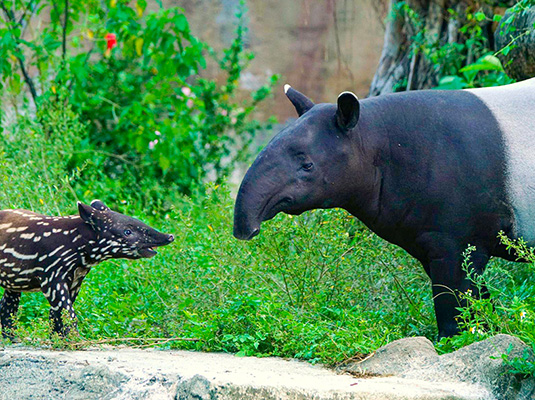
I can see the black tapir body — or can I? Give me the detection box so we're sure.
[0,200,173,338]
[234,79,535,338]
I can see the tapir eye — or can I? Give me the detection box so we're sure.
[124,229,132,236]
[302,162,313,171]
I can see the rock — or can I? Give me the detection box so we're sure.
[0,354,126,399]
[344,336,438,377]
[342,334,535,400]
[495,7,535,81]
[176,375,215,400]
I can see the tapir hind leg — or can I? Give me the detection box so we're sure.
[425,246,490,339]
[0,290,21,340]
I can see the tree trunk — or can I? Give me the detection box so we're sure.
[495,6,535,81]
[369,0,517,96]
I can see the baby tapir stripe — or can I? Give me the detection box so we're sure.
[0,200,174,338]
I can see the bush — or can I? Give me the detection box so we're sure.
[68,3,278,197]
[1,0,278,200]
[0,96,84,212]
[436,238,535,376]
[4,179,435,364]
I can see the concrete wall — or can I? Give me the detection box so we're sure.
[175,0,385,121]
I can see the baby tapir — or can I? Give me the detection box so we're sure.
[0,200,174,339]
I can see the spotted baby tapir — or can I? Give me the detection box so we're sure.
[0,200,174,339]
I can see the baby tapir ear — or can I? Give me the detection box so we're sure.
[336,91,360,132]
[90,199,110,212]
[78,202,97,226]
[284,84,315,117]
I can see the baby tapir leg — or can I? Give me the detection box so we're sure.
[0,290,21,340]
[41,281,77,336]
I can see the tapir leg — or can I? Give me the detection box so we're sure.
[41,280,77,336]
[427,249,490,338]
[0,290,21,340]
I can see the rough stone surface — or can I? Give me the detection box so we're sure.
[341,334,535,400]
[0,337,526,400]
[0,352,126,399]
[495,7,535,81]
[175,375,215,400]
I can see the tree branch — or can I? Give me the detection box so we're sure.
[0,0,14,21]
[0,0,38,106]
[17,0,36,26]
[62,0,68,62]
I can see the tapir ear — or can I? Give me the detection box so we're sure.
[284,84,315,116]
[78,202,97,225]
[336,91,360,132]
[90,199,110,212]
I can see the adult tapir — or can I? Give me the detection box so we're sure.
[233,78,535,338]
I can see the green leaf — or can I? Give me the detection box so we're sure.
[460,55,504,73]
[474,11,486,22]
[158,155,171,171]
[174,14,188,32]
[434,76,467,90]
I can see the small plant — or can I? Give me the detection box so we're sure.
[436,238,535,377]
[393,1,516,91]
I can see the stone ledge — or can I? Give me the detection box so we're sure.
[0,342,504,400]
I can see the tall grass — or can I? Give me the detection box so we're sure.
[3,100,535,370]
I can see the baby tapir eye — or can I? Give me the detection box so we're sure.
[124,229,132,236]
[302,162,313,171]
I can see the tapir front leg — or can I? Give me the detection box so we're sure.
[427,249,490,338]
[0,290,21,340]
[41,280,77,336]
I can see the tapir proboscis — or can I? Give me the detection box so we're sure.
[233,78,535,338]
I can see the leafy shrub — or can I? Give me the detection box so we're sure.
[68,3,277,197]
[393,1,515,90]
[1,0,278,200]
[5,182,436,364]
[436,237,535,376]
[0,95,84,212]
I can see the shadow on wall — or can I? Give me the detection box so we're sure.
[176,0,385,121]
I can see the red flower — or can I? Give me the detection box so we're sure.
[105,33,117,50]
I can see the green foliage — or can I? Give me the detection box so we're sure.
[7,185,435,364]
[0,95,84,212]
[68,2,277,196]
[393,1,515,90]
[0,106,436,362]
[436,237,535,376]
[435,54,513,90]
[1,0,278,199]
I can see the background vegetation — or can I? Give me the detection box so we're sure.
[1,0,535,376]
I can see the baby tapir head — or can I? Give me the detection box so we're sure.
[77,200,174,259]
